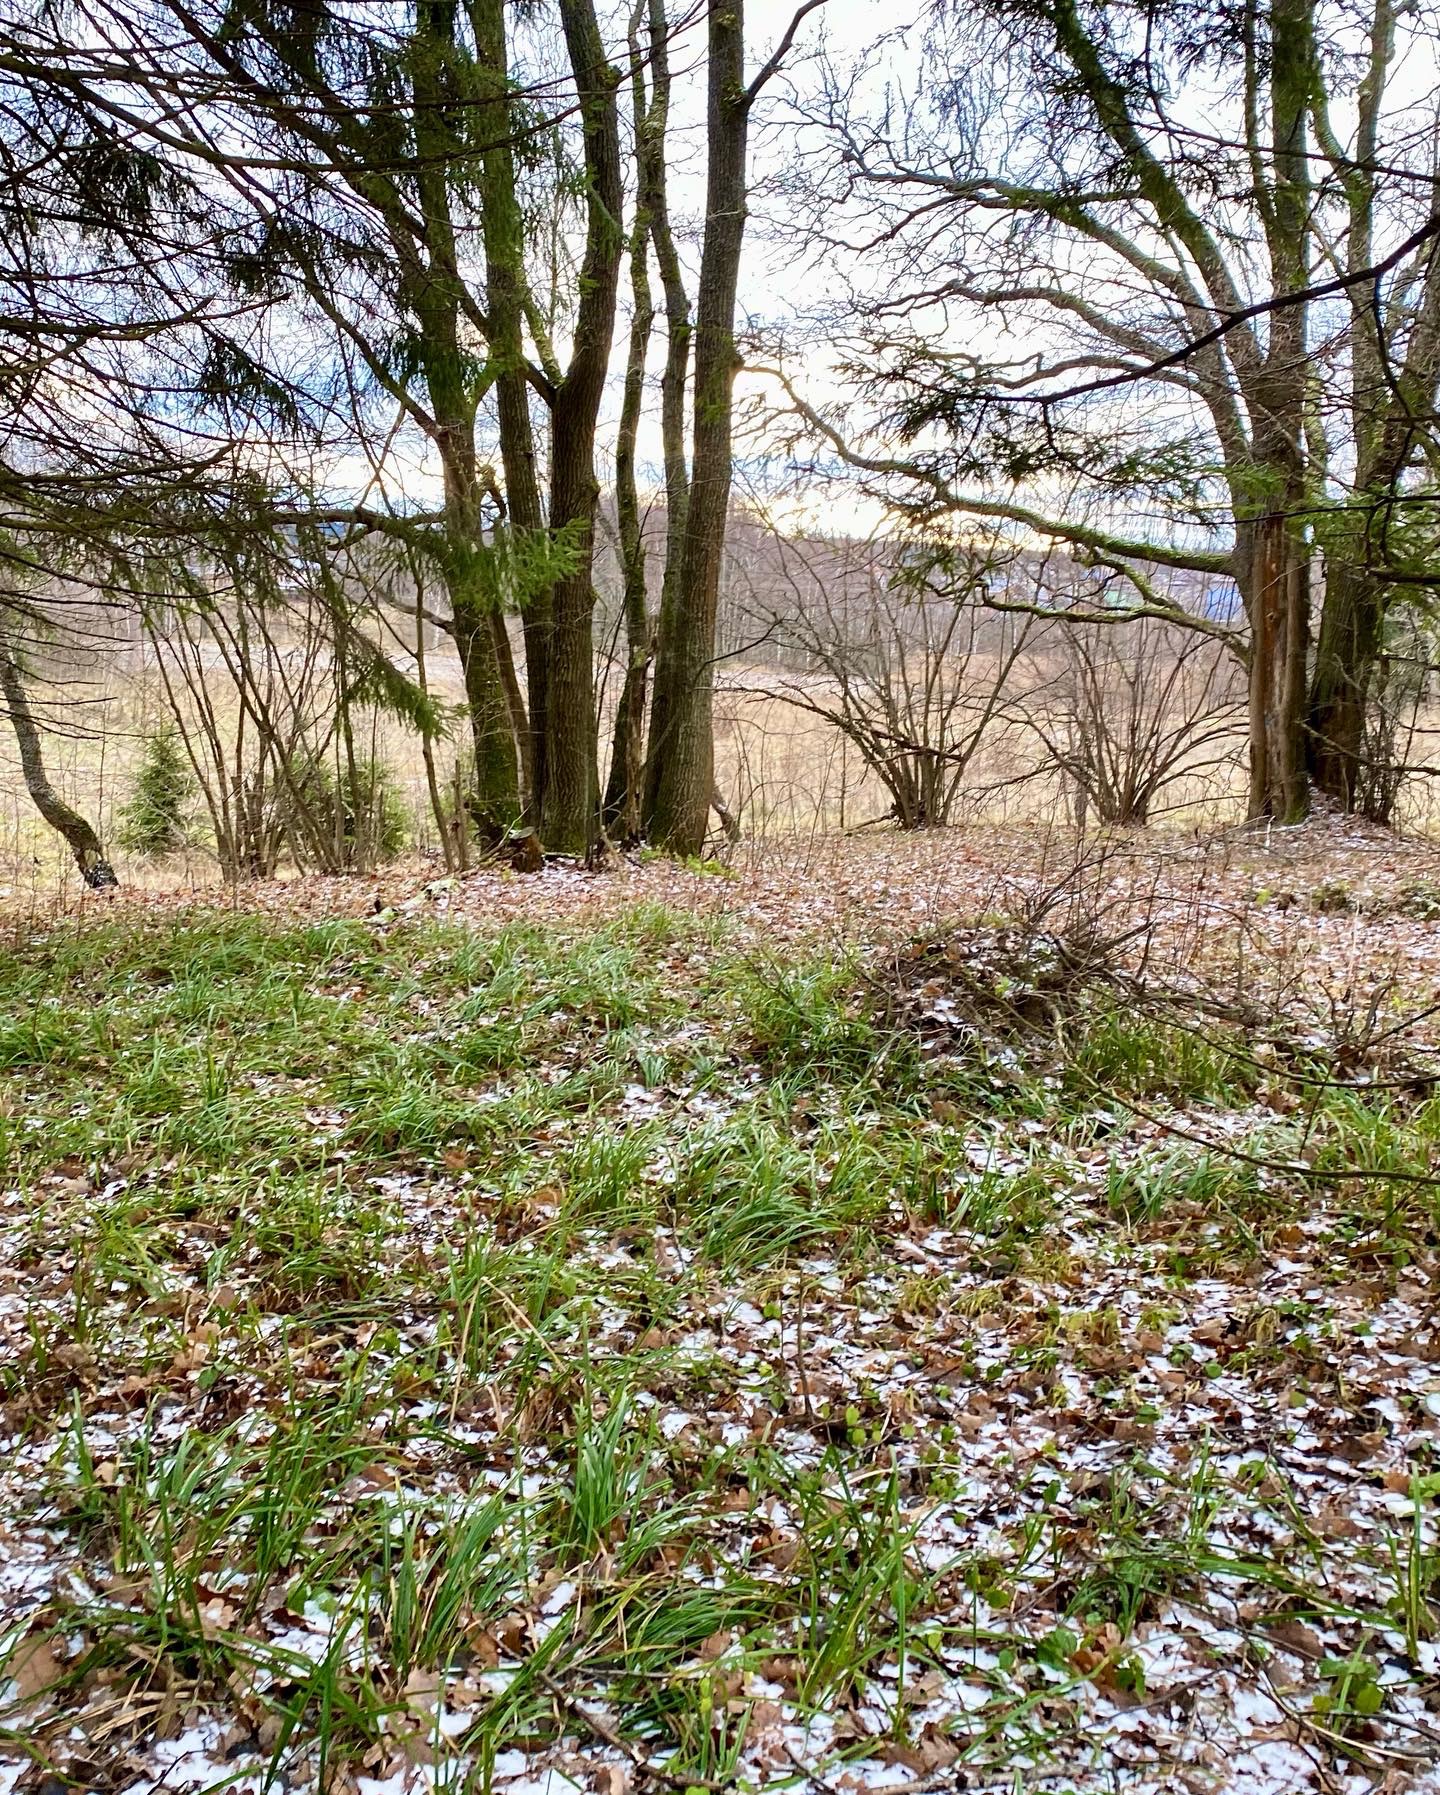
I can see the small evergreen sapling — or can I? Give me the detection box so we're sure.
[119,726,196,855]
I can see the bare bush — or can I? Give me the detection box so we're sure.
[142,542,429,879]
[736,538,1030,829]
[1015,615,1246,827]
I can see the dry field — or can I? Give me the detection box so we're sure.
[0,638,1336,904]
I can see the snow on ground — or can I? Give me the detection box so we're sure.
[2,817,1439,1791]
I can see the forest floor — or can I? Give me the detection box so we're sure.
[4,817,1440,1795]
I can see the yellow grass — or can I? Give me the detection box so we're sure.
[3,636,1437,906]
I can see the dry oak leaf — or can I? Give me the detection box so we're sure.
[9,1630,62,1701]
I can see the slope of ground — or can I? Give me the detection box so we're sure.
[2,823,1440,1794]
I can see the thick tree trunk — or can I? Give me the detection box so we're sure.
[412,3,523,828]
[645,0,748,855]
[538,0,624,856]
[1242,511,1311,823]
[1307,554,1382,809]
[0,629,116,886]
[474,0,548,813]
[1242,0,1312,825]
[540,490,602,855]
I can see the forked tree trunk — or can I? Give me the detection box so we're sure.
[0,629,116,886]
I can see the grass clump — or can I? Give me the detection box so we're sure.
[739,958,896,1085]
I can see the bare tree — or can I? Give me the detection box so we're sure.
[770,0,1440,826]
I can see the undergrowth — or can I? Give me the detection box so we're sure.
[1,903,1437,1790]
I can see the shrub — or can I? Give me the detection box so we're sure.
[341,757,409,861]
[292,754,409,866]
[118,726,196,855]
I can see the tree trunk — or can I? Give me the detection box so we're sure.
[601,281,657,839]
[603,3,660,841]
[538,0,624,855]
[639,0,693,828]
[1301,0,1440,817]
[412,2,523,829]
[603,619,653,841]
[1242,0,1313,825]
[474,0,549,812]
[414,578,458,871]
[1242,509,1311,822]
[0,627,116,886]
[645,0,748,855]
[451,583,523,839]
[1307,553,1382,810]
